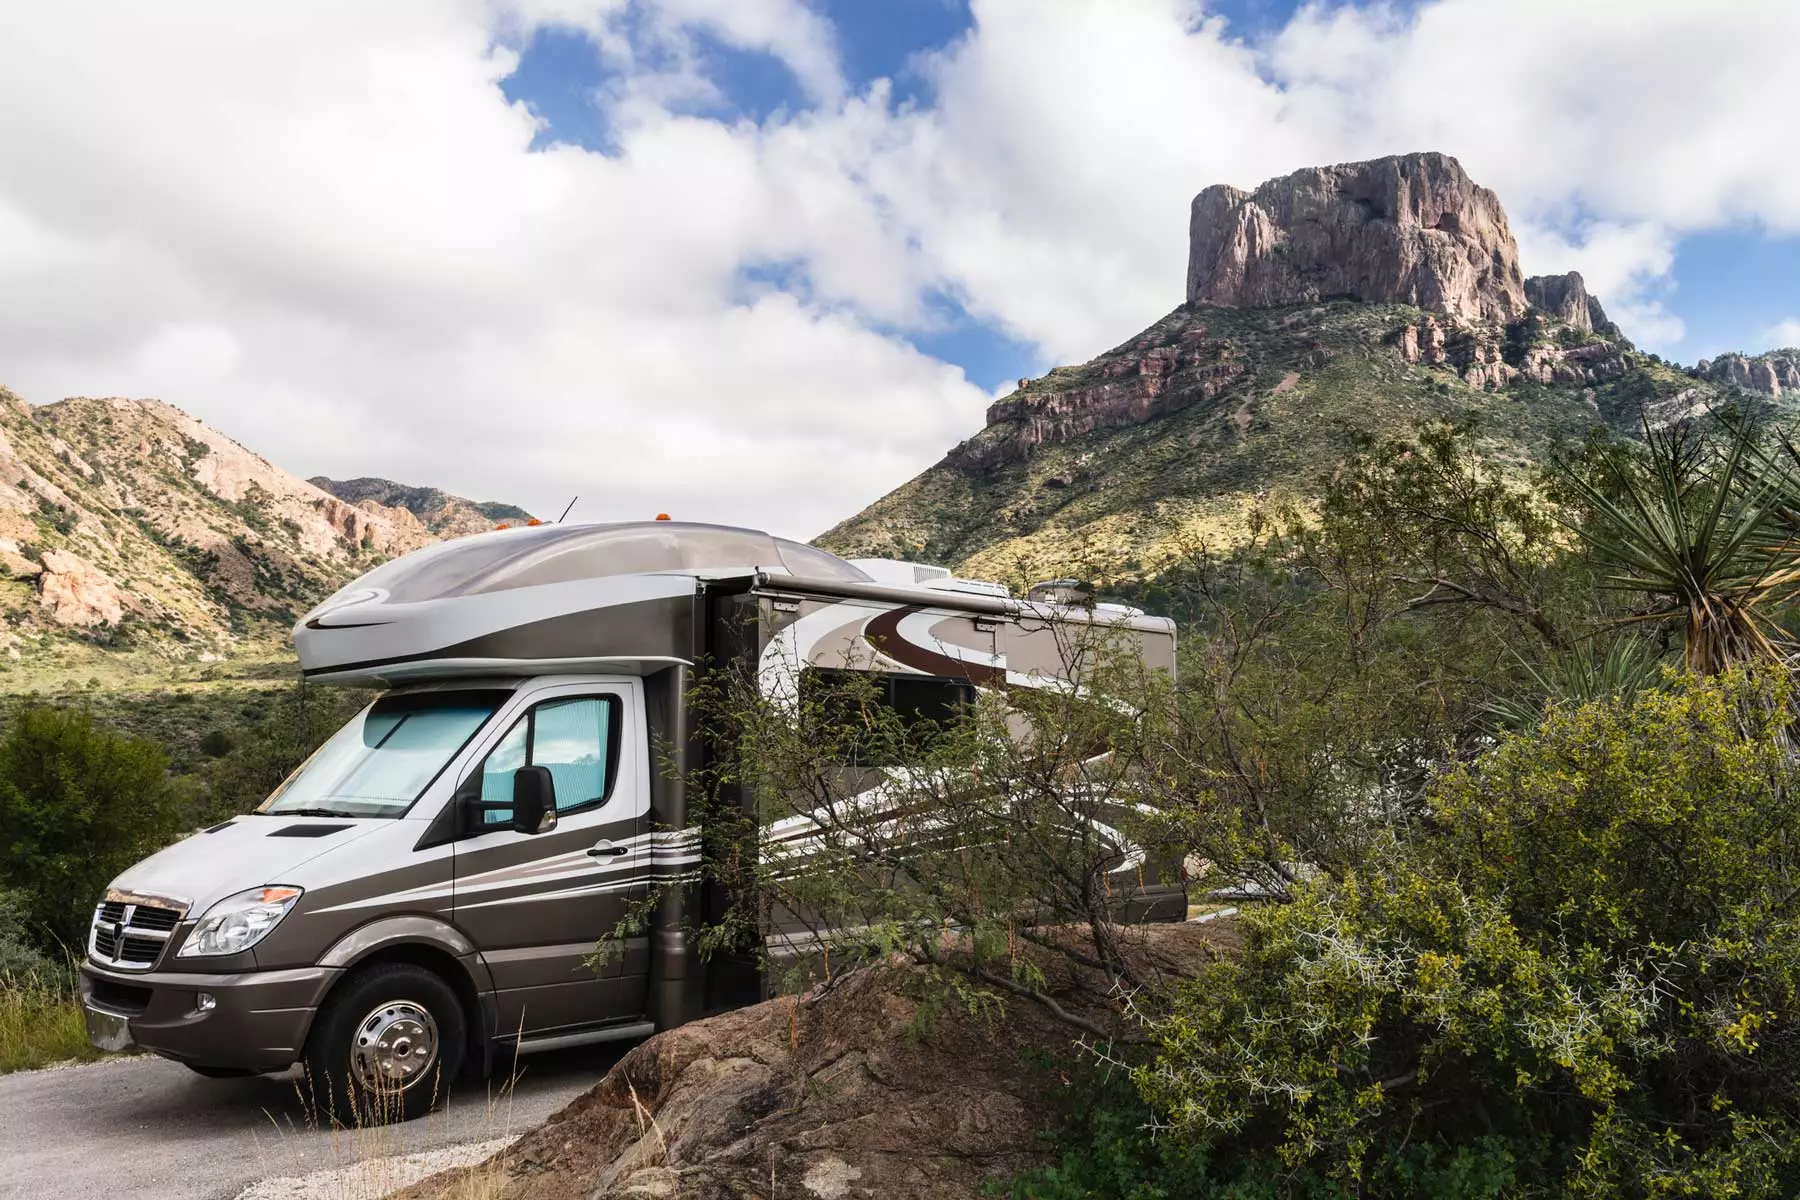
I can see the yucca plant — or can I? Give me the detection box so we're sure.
[1556,418,1800,674]
[1484,633,1668,732]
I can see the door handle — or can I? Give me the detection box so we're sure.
[587,840,628,858]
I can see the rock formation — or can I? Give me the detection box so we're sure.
[310,476,535,538]
[1524,271,1617,336]
[36,549,123,627]
[1187,152,1526,322]
[0,388,530,653]
[398,925,1232,1200]
[1697,351,1800,398]
[953,324,1248,469]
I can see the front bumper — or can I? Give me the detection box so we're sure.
[79,960,341,1073]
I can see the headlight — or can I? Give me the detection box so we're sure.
[176,886,303,958]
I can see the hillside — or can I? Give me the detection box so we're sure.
[818,153,1789,584]
[309,476,534,538]
[0,390,520,686]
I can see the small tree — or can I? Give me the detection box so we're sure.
[639,620,1186,1039]
[0,705,188,953]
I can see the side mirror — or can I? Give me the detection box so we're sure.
[511,766,558,835]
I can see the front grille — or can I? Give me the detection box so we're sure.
[129,907,180,933]
[88,896,188,972]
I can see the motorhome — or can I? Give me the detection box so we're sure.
[79,521,1180,1121]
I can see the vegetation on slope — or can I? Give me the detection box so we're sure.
[818,300,1769,588]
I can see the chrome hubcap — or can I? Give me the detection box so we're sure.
[350,1000,438,1093]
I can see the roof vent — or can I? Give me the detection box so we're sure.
[1028,579,1092,605]
[846,558,954,586]
[924,576,1011,598]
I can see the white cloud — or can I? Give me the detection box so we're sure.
[3,0,1800,546]
[0,0,981,539]
[1513,221,1684,347]
[820,0,1800,361]
[1766,320,1800,351]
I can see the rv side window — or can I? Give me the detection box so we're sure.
[473,695,623,825]
[801,669,977,765]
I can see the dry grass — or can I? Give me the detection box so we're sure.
[241,1054,526,1200]
[432,1160,512,1200]
[0,968,108,1074]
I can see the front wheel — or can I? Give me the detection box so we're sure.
[301,963,466,1126]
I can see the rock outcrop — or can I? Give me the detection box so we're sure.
[0,388,530,654]
[1697,351,1800,398]
[1525,271,1617,336]
[36,549,123,627]
[401,926,1234,1200]
[1187,152,1526,323]
[952,324,1249,469]
[310,476,535,538]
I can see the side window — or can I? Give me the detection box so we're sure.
[533,697,616,813]
[469,694,622,826]
[801,669,976,766]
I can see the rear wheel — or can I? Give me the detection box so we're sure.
[301,962,465,1126]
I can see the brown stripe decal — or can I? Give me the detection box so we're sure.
[863,606,1005,686]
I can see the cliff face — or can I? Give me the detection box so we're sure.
[1186,153,1526,323]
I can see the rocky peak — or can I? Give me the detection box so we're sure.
[1524,271,1617,336]
[1187,152,1526,323]
[1696,350,1800,398]
[310,476,535,539]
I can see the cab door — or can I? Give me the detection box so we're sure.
[451,681,648,1038]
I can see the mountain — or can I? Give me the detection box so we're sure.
[0,390,521,672]
[818,153,1784,585]
[310,476,535,539]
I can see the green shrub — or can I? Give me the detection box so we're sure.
[0,889,54,981]
[0,705,188,953]
[1135,670,1800,1198]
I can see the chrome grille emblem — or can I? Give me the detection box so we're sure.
[88,892,188,971]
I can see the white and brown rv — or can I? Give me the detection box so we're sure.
[79,521,1180,1121]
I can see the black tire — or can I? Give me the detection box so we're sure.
[185,1064,260,1079]
[301,962,466,1126]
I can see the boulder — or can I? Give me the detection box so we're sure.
[399,925,1236,1200]
[0,538,40,579]
[37,549,123,627]
[1187,152,1527,323]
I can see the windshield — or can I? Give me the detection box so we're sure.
[259,691,509,819]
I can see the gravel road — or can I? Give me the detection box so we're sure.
[0,1047,624,1200]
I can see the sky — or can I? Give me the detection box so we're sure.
[1,1,1798,541]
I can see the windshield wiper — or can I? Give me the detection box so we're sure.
[264,807,363,819]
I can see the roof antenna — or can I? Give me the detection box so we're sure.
[555,496,579,523]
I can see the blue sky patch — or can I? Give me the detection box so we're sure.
[1663,228,1800,360]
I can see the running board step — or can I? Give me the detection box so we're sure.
[512,1020,656,1056]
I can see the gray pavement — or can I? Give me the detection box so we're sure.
[0,1047,624,1200]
